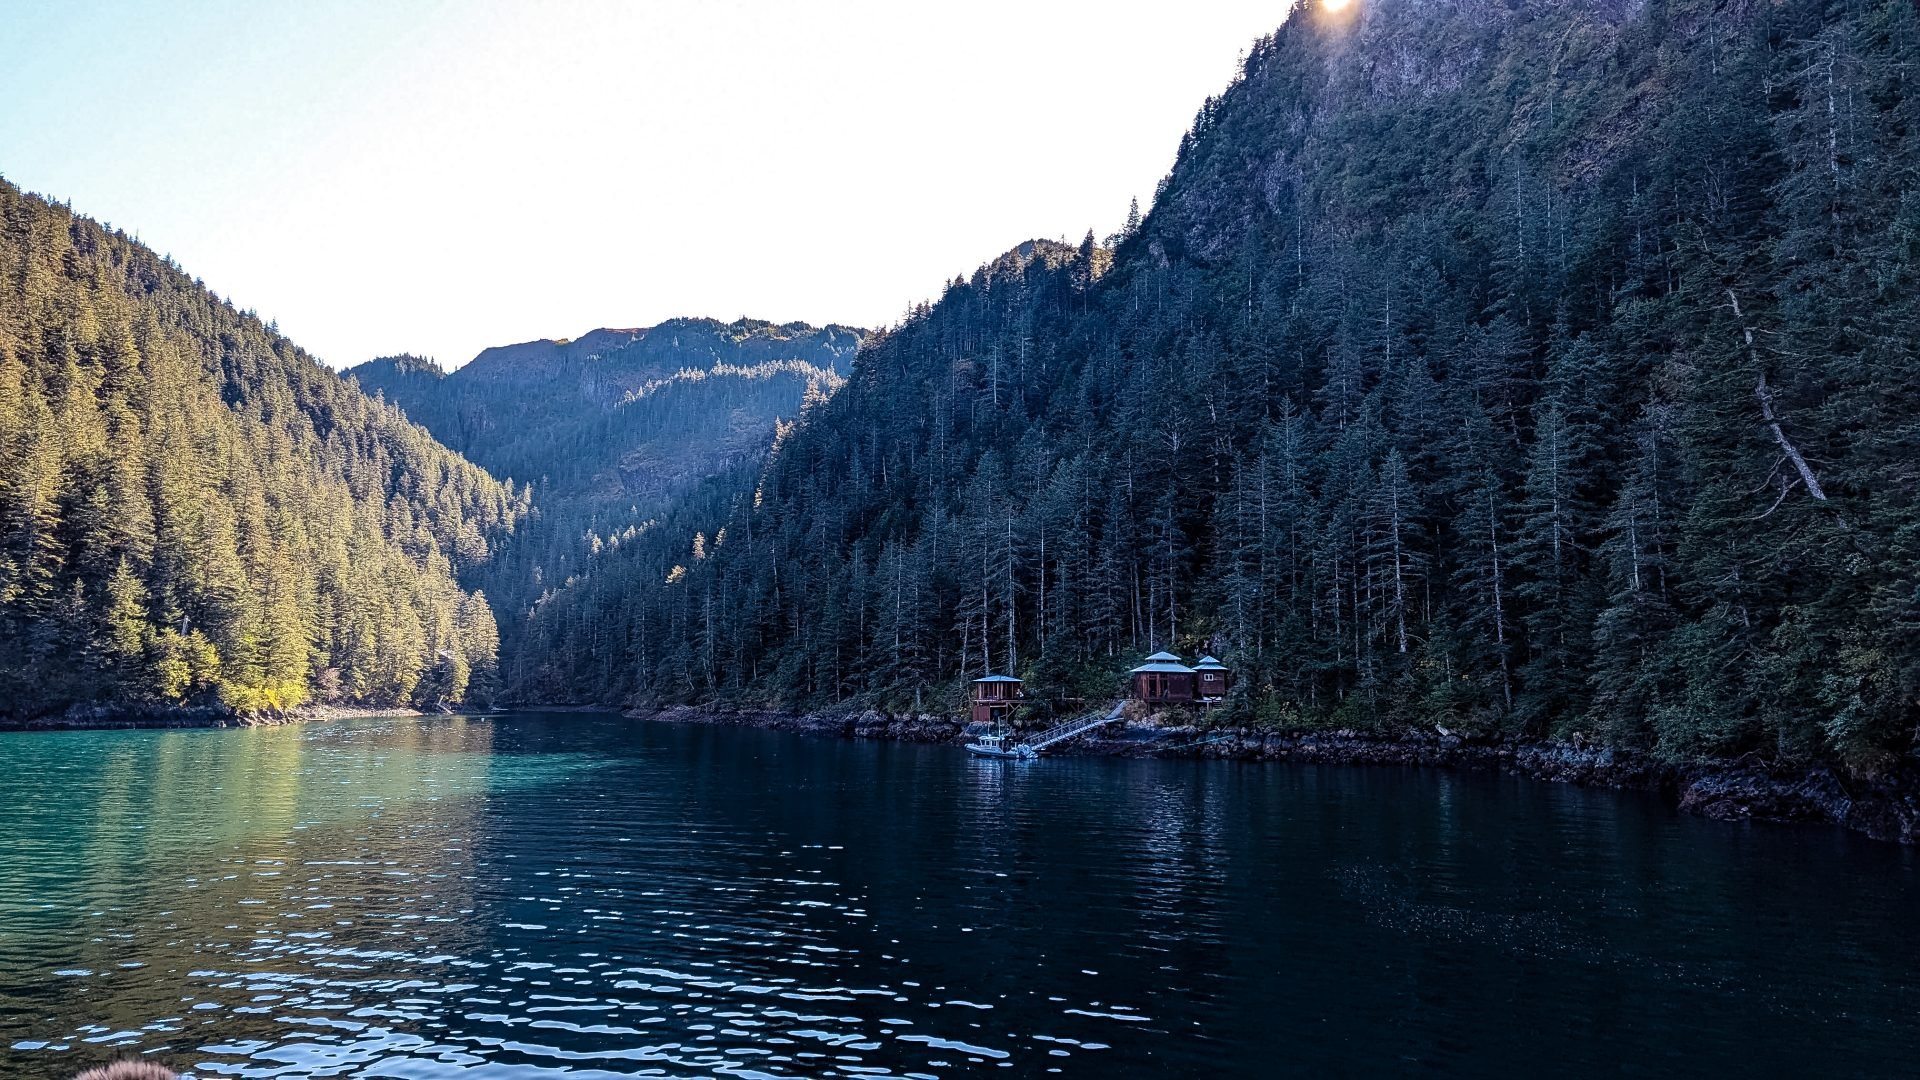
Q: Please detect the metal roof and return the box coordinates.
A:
[1131,661,1196,674]
[1193,655,1228,669]
[1143,650,1184,663]
[973,674,1022,683]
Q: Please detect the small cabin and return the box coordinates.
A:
[1193,655,1233,700]
[971,674,1024,724]
[1129,651,1197,703]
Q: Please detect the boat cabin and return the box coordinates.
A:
[1193,655,1232,700]
[1129,651,1197,703]
[970,674,1023,725]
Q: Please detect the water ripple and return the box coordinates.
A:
[1,715,1918,1077]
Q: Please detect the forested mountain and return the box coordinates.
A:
[0,178,528,720]
[513,0,1920,772]
[347,319,859,679]
[349,319,859,503]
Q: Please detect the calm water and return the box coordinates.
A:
[1,714,1917,1078]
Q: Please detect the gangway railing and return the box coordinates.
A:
[1015,702,1126,755]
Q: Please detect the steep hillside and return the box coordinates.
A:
[0,178,528,719]
[516,0,1920,774]
[351,318,859,502]
[348,318,860,681]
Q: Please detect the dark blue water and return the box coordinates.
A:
[0,713,1916,1078]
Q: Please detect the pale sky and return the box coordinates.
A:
[0,1,1293,369]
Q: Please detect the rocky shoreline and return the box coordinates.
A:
[636,704,1920,845]
[0,702,426,732]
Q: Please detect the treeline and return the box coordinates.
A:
[0,179,527,718]
[512,0,1920,771]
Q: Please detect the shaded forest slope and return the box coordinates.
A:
[520,0,1920,774]
[348,319,861,682]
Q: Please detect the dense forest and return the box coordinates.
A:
[0,179,527,719]
[7,0,1918,774]
[349,319,859,672]
[508,0,1920,772]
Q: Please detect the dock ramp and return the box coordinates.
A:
[1016,702,1126,755]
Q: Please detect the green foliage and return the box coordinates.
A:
[19,0,1916,777]
[348,319,860,690]
[499,0,1920,775]
[0,179,527,719]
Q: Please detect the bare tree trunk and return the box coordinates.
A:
[1391,501,1408,654]
[1488,488,1512,708]
[1006,517,1017,672]
[1036,528,1046,657]
[1728,290,1827,501]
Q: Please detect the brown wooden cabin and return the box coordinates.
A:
[1129,651,1197,703]
[970,674,1023,724]
[1193,655,1233,700]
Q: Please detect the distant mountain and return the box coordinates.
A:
[509,0,1920,777]
[0,177,528,720]
[348,318,861,691]
[350,318,859,502]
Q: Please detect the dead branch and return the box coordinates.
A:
[1727,290,1828,502]
[1748,454,1788,495]
[1754,475,1801,520]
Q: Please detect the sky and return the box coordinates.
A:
[0,1,1294,370]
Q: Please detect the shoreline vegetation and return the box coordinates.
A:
[9,698,1916,843]
[0,702,425,732]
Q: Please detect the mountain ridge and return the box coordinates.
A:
[348,315,860,499]
[349,314,863,676]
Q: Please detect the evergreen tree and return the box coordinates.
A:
[0,178,526,719]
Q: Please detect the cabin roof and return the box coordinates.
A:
[1131,661,1196,674]
[1193,655,1228,670]
[973,674,1022,683]
[1143,650,1184,663]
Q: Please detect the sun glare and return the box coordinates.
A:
[1324,0,1353,11]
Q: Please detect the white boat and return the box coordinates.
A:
[965,730,1033,759]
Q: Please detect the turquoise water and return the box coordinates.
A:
[0,713,1917,1077]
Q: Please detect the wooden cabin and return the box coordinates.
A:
[1193,655,1232,700]
[970,674,1024,725]
[1129,651,1197,703]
